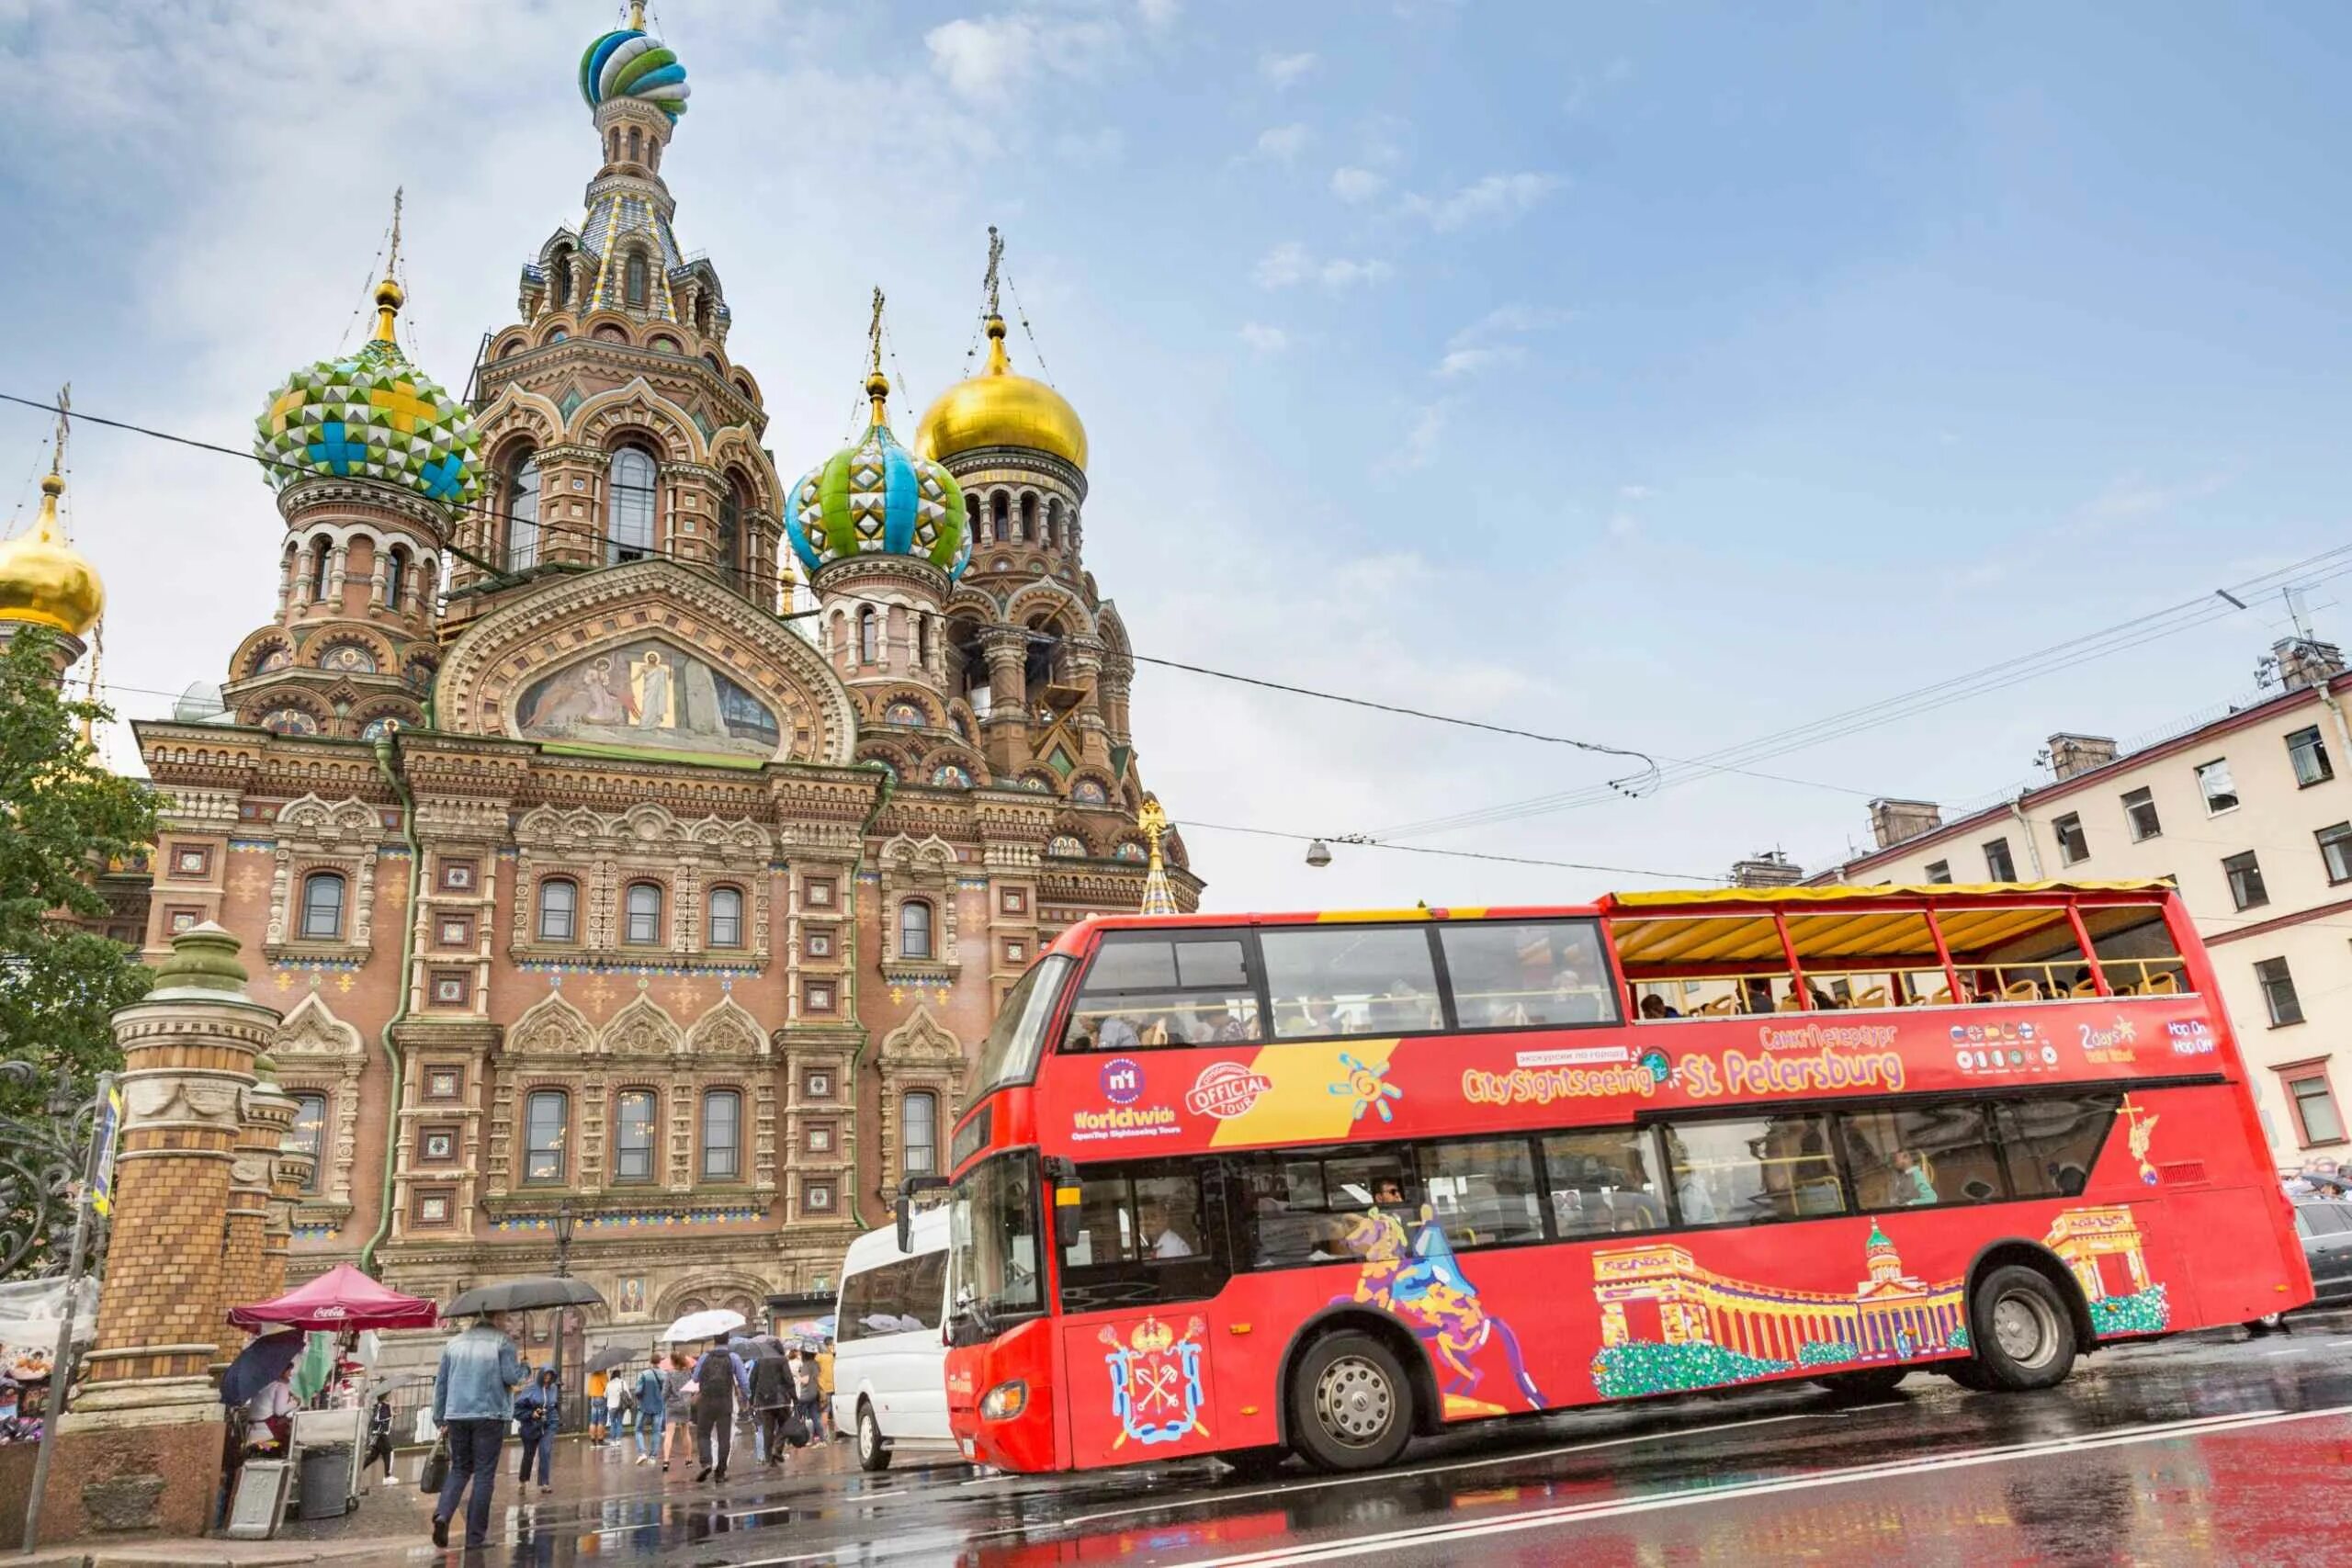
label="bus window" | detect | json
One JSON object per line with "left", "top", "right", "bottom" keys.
{"left": 1611, "top": 914, "right": 1786, "bottom": 1020}
{"left": 1784, "top": 909, "right": 1943, "bottom": 1008}
{"left": 1237, "top": 1148, "right": 1411, "bottom": 1269}
{"left": 1994, "top": 1094, "right": 2120, "bottom": 1197}
{"left": 1059, "top": 1168, "right": 1207, "bottom": 1265}
{"left": 970, "top": 954, "right": 1074, "bottom": 1098}
{"left": 1414, "top": 1138, "right": 1544, "bottom": 1247}
{"left": 1839, "top": 1104, "right": 2006, "bottom": 1209}
{"left": 1944, "top": 907, "right": 2092, "bottom": 1002}
{"left": 1261, "top": 925, "right": 1442, "bottom": 1039}
{"left": 1665, "top": 1114, "right": 1841, "bottom": 1224}
{"left": 1439, "top": 919, "right": 1619, "bottom": 1028}
{"left": 1063, "top": 931, "right": 1261, "bottom": 1051}
{"left": 1542, "top": 1127, "right": 1668, "bottom": 1237}
{"left": 2080, "top": 903, "right": 2188, "bottom": 995}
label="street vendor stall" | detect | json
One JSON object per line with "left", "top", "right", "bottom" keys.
{"left": 223, "top": 1267, "right": 435, "bottom": 1536}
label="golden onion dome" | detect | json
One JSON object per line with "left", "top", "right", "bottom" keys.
{"left": 914, "top": 315, "right": 1088, "bottom": 471}
{"left": 0, "top": 472, "right": 104, "bottom": 637}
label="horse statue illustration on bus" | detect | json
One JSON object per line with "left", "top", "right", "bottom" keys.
{"left": 1338, "top": 1202, "right": 1544, "bottom": 1417}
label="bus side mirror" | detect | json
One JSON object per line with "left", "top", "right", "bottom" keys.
{"left": 894, "top": 1196, "right": 913, "bottom": 1257}
{"left": 1053, "top": 1181, "right": 1081, "bottom": 1250}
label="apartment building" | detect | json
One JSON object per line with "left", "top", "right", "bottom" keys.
{"left": 1804, "top": 637, "right": 2352, "bottom": 1171}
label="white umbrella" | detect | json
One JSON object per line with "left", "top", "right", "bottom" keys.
{"left": 662, "top": 1308, "right": 746, "bottom": 1345}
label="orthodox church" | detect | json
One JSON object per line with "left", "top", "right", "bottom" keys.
{"left": 20, "top": 6, "right": 1200, "bottom": 1329}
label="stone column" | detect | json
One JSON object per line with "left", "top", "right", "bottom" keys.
{"left": 978, "top": 626, "right": 1031, "bottom": 775}
{"left": 45, "top": 923, "right": 279, "bottom": 1544}
{"left": 231, "top": 1054, "right": 303, "bottom": 1309}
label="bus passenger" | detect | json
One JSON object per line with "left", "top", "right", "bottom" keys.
{"left": 1638, "top": 994, "right": 1681, "bottom": 1021}
{"left": 1095, "top": 1011, "right": 1141, "bottom": 1049}
{"left": 1139, "top": 1199, "right": 1193, "bottom": 1258}
{"left": 1894, "top": 1148, "right": 1938, "bottom": 1206}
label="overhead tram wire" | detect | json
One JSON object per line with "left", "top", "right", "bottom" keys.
{"left": 1172, "top": 818, "right": 1724, "bottom": 885}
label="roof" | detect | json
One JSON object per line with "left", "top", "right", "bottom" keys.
{"left": 1608, "top": 881, "right": 2174, "bottom": 970}
{"left": 1608, "top": 879, "right": 2173, "bottom": 909}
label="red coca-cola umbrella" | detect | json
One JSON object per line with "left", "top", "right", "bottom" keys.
{"left": 227, "top": 1264, "right": 438, "bottom": 1332}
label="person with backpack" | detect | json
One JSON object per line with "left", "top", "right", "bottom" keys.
{"left": 607, "top": 1362, "right": 637, "bottom": 1450}
{"left": 787, "top": 1346, "right": 823, "bottom": 1451}
{"left": 630, "top": 1351, "right": 669, "bottom": 1468}
{"left": 685, "top": 1337, "right": 743, "bottom": 1483}
{"left": 748, "top": 1348, "right": 793, "bottom": 1468}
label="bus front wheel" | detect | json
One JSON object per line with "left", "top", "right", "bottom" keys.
{"left": 1290, "top": 1331, "right": 1413, "bottom": 1472}
{"left": 856, "top": 1401, "right": 893, "bottom": 1472}
{"left": 1969, "top": 1265, "right": 2078, "bottom": 1392}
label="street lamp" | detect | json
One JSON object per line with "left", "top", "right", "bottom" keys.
{"left": 550, "top": 1200, "right": 577, "bottom": 1423}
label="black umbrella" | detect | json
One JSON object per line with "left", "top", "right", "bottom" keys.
{"left": 221, "top": 1328, "right": 305, "bottom": 1409}
{"left": 586, "top": 1345, "right": 636, "bottom": 1373}
{"left": 444, "top": 1277, "right": 605, "bottom": 1316}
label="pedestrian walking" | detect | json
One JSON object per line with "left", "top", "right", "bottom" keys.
{"left": 608, "top": 1361, "right": 636, "bottom": 1450}
{"left": 365, "top": 1394, "right": 395, "bottom": 1482}
{"left": 749, "top": 1347, "right": 792, "bottom": 1467}
{"left": 587, "top": 1367, "right": 610, "bottom": 1443}
{"left": 659, "top": 1351, "right": 693, "bottom": 1472}
{"left": 428, "top": 1312, "right": 526, "bottom": 1551}
{"left": 514, "top": 1366, "right": 560, "bottom": 1495}
{"left": 787, "top": 1346, "right": 823, "bottom": 1450}
{"left": 631, "top": 1352, "right": 669, "bottom": 1468}
{"left": 686, "top": 1336, "right": 743, "bottom": 1483}
{"left": 815, "top": 1341, "right": 835, "bottom": 1440}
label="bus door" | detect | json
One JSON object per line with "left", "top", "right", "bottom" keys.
{"left": 1050, "top": 1161, "right": 1230, "bottom": 1465}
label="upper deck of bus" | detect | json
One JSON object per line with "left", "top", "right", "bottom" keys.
{"left": 952, "top": 880, "right": 2228, "bottom": 1172}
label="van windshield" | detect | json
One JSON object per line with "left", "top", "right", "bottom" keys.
{"left": 967, "top": 955, "right": 1074, "bottom": 1100}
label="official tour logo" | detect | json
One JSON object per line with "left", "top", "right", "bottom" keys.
{"left": 1185, "top": 1060, "right": 1272, "bottom": 1120}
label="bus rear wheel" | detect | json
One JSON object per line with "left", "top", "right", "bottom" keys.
{"left": 1969, "top": 1265, "right": 2077, "bottom": 1392}
{"left": 856, "top": 1401, "right": 892, "bottom": 1472}
{"left": 1290, "top": 1331, "right": 1413, "bottom": 1472}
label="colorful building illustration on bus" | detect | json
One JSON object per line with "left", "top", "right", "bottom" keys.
{"left": 1589, "top": 1206, "right": 2164, "bottom": 1398}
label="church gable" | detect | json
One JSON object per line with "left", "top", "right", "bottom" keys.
{"left": 436, "top": 559, "right": 857, "bottom": 765}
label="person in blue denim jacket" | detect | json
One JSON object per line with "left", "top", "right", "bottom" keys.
{"left": 429, "top": 1313, "right": 526, "bottom": 1551}
{"left": 514, "top": 1367, "right": 560, "bottom": 1494}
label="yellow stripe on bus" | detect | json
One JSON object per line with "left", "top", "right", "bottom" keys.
{"left": 1208, "top": 1038, "right": 1402, "bottom": 1146}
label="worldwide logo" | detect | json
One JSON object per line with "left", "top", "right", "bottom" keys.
{"left": 1101, "top": 1057, "right": 1145, "bottom": 1105}
{"left": 1185, "top": 1060, "right": 1273, "bottom": 1120}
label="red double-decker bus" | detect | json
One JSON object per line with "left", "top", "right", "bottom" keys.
{"left": 935, "top": 882, "right": 2308, "bottom": 1474}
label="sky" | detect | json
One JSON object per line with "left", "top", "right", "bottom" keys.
{"left": 6, "top": 1, "right": 2352, "bottom": 913}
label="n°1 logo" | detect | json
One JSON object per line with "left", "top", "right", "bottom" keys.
{"left": 1101, "top": 1057, "right": 1145, "bottom": 1105}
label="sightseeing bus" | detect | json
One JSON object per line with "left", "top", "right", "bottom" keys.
{"left": 935, "top": 882, "right": 2309, "bottom": 1474}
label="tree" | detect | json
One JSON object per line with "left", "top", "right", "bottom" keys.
{"left": 0, "top": 626, "right": 159, "bottom": 1113}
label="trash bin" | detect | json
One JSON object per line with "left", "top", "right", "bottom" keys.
{"left": 298, "top": 1443, "right": 353, "bottom": 1520}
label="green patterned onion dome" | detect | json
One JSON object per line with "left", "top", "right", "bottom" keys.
{"left": 580, "top": 26, "right": 690, "bottom": 121}
{"left": 253, "top": 281, "right": 483, "bottom": 506}
{"left": 786, "top": 375, "right": 970, "bottom": 581}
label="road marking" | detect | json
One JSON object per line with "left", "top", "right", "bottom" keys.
{"left": 2328, "top": 1339, "right": 2352, "bottom": 1348}
{"left": 1058, "top": 1410, "right": 1832, "bottom": 1529}
{"left": 1162, "top": 1404, "right": 2352, "bottom": 1568}
{"left": 2265, "top": 1348, "right": 2301, "bottom": 1356}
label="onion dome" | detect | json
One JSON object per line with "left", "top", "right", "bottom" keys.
{"left": 915, "top": 313, "right": 1088, "bottom": 470}
{"left": 786, "top": 373, "right": 971, "bottom": 581}
{"left": 253, "top": 276, "right": 483, "bottom": 507}
{"left": 0, "top": 469, "right": 103, "bottom": 637}
{"left": 580, "top": 12, "right": 690, "bottom": 122}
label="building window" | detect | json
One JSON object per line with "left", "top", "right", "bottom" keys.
{"left": 614, "top": 1089, "right": 657, "bottom": 1183}
{"left": 625, "top": 251, "right": 650, "bottom": 308}
{"left": 291, "top": 1092, "right": 327, "bottom": 1194}
{"left": 2224, "top": 851, "right": 2269, "bottom": 911}
{"left": 707, "top": 886, "right": 743, "bottom": 949}
{"left": 899, "top": 899, "right": 933, "bottom": 960}
{"left": 2052, "top": 813, "right": 2089, "bottom": 866}
{"left": 1983, "top": 837, "right": 2017, "bottom": 882}
{"left": 717, "top": 474, "right": 749, "bottom": 582}
{"left": 805, "top": 927, "right": 833, "bottom": 959}
{"left": 385, "top": 546, "right": 408, "bottom": 612}
{"left": 2290, "top": 726, "right": 2335, "bottom": 788}
{"left": 310, "top": 536, "right": 331, "bottom": 603}
{"left": 2196, "top": 758, "right": 2239, "bottom": 815}
{"left": 2120, "top": 786, "right": 2161, "bottom": 841}
{"left": 625, "top": 882, "right": 663, "bottom": 945}
{"left": 524, "top": 1090, "right": 569, "bottom": 1183}
{"left": 804, "top": 981, "right": 835, "bottom": 1014}
{"left": 507, "top": 455, "right": 541, "bottom": 570}
{"left": 2257, "top": 956, "right": 2303, "bottom": 1027}
{"left": 701, "top": 1089, "right": 741, "bottom": 1180}
{"left": 991, "top": 492, "right": 1009, "bottom": 543}
{"left": 1923, "top": 860, "right": 1951, "bottom": 885}
{"left": 2285, "top": 1066, "right": 2346, "bottom": 1145}
{"left": 608, "top": 447, "right": 658, "bottom": 563}
{"left": 902, "top": 1090, "right": 938, "bottom": 1177}
{"left": 299, "top": 871, "right": 346, "bottom": 940}
{"left": 537, "top": 878, "right": 578, "bottom": 943}
{"left": 2319, "top": 822, "right": 2352, "bottom": 884}
{"left": 858, "top": 607, "right": 880, "bottom": 665}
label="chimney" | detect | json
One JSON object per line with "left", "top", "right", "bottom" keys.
{"left": 1868, "top": 798, "right": 1942, "bottom": 851}
{"left": 2046, "top": 733, "right": 2120, "bottom": 782}
{"left": 2274, "top": 637, "right": 2346, "bottom": 693}
{"left": 1730, "top": 850, "right": 1804, "bottom": 888}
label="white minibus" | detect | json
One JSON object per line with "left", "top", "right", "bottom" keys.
{"left": 831, "top": 1206, "right": 952, "bottom": 1471}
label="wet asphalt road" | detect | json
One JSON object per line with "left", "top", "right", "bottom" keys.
{"left": 356, "top": 1309, "right": 2352, "bottom": 1567}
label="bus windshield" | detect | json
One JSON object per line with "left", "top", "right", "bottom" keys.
{"left": 968, "top": 956, "right": 1074, "bottom": 1101}
{"left": 946, "top": 1148, "right": 1043, "bottom": 1348}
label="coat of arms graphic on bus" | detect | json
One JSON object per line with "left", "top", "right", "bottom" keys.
{"left": 1100, "top": 1314, "right": 1210, "bottom": 1448}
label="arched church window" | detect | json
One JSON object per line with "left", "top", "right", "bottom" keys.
{"left": 507, "top": 454, "right": 541, "bottom": 571}
{"left": 551, "top": 253, "right": 572, "bottom": 309}
{"left": 717, "top": 472, "right": 749, "bottom": 585}
{"left": 537, "top": 877, "right": 576, "bottom": 942}
{"left": 607, "top": 128, "right": 620, "bottom": 164}
{"left": 707, "top": 886, "right": 743, "bottom": 949}
{"left": 648, "top": 139, "right": 661, "bottom": 172}
{"left": 1046, "top": 498, "right": 1063, "bottom": 547}
{"left": 300, "top": 871, "right": 345, "bottom": 940}
{"left": 628, "top": 126, "right": 642, "bottom": 164}
{"left": 991, "top": 492, "right": 1009, "bottom": 544}
{"left": 594, "top": 322, "right": 628, "bottom": 343}
{"left": 625, "top": 882, "right": 664, "bottom": 945}
{"left": 625, "top": 252, "right": 650, "bottom": 309}
{"left": 386, "top": 545, "right": 408, "bottom": 612}
{"left": 308, "top": 536, "right": 332, "bottom": 604}
{"left": 916, "top": 615, "right": 933, "bottom": 667}
{"left": 899, "top": 899, "right": 933, "bottom": 960}
{"left": 1019, "top": 493, "right": 1037, "bottom": 543}
{"left": 858, "top": 608, "right": 880, "bottom": 665}
{"left": 608, "top": 447, "right": 657, "bottom": 564}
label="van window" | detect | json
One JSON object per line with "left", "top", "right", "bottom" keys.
{"left": 839, "top": 1255, "right": 936, "bottom": 1341}
{"left": 1063, "top": 931, "right": 1261, "bottom": 1050}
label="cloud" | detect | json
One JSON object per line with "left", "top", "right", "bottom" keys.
{"left": 925, "top": 11, "right": 1123, "bottom": 101}
{"left": 1608, "top": 513, "right": 1641, "bottom": 539}
{"left": 1330, "top": 166, "right": 1385, "bottom": 203}
{"left": 1136, "top": 0, "right": 1181, "bottom": 33}
{"left": 1253, "top": 123, "right": 1311, "bottom": 164}
{"left": 2077, "top": 472, "right": 2230, "bottom": 523}
{"left": 1435, "top": 344, "right": 1524, "bottom": 378}
{"left": 1618, "top": 483, "right": 1654, "bottom": 501}
{"left": 1379, "top": 401, "right": 1452, "bottom": 473}
{"left": 1253, "top": 242, "right": 1392, "bottom": 289}
{"left": 1261, "top": 51, "right": 1318, "bottom": 86}
{"left": 1238, "top": 321, "right": 1290, "bottom": 353}
{"left": 1565, "top": 55, "right": 1634, "bottom": 115}
{"left": 1448, "top": 303, "right": 1576, "bottom": 345}
{"left": 1400, "top": 172, "right": 1561, "bottom": 231}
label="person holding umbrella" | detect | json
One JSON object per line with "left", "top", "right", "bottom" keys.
{"left": 428, "top": 1311, "right": 526, "bottom": 1551}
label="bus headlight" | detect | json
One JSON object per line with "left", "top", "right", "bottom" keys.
{"left": 979, "top": 1379, "right": 1028, "bottom": 1421}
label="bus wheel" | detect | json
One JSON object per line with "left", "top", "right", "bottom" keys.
{"left": 1971, "top": 1265, "right": 2077, "bottom": 1392}
{"left": 1292, "top": 1331, "right": 1413, "bottom": 1472}
{"left": 1815, "top": 1368, "right": 1907, "bottom": 1399}
{"left": 1217, "top": 1444, "right": 1291, "bottom": 1480}
{"left": 856, "top": 1402, "right": 893, "bottom": 1472}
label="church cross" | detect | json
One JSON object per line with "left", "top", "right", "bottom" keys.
{"left": 867, "top": 286, "right": 886, "bottom": 377}
{"left": 984, "top": 225, "right": 1003, "bottom": 317}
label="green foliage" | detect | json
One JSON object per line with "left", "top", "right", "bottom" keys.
{"left": 2087, "top": 1285, "right": 2170, "bottom": 1337}
{"left": 1590, "top": 1339, "right": 1792, "bottom": 1398}
{"left": 0, "top": 627, "right": 159, "bottom": 1110}
{"left": 1798, "top": 1339, "right": 1860, "bottom": 1367}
